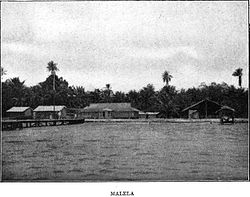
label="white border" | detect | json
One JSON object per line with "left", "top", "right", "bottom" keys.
{"left": 0, "top": 182, "right": 250, "bottom": 197}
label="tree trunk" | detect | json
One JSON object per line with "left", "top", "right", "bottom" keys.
{"left": 239, "top": 76, "right": 242, "bottom": 87}
{"left": 53, "top": 73, "right": 55, "bottom": 91}
{"left": 53, "top": 73, "right": 55, "bottom": 118}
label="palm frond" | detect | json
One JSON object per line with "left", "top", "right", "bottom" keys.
{"left": 232, "top": 68, "right": 243, "bottom": 76}
{"left": 47, "top": 61, "right": 59, "bottom": 72}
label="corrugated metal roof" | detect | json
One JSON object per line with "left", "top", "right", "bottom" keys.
{"left": 82, "top": 103, "right": 139, "bottom": 112}
{"left": 34, "top": 106, "right": 66, "bottom": 112}
{"left": 7, "top": 107, "right": 31, "bottom": 113}
{"left": 146, "top": 112, "right": 159, "bottom": 115}
{"left": 103, "top": 108, "right": 113, "bottom": 111}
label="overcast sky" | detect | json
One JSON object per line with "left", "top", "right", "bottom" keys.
{"left": 1, "top": 1, "right": 248, "bottom": 92}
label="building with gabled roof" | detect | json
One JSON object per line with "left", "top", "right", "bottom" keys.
{"left": 81, "top": 103, "right": 139, "bottom": 119}
{"left": 181, "top": 98, "right": 222, "bottom": 119}
{"left": 33, "top": 105, "right": 66, "bottom": 119}
{"left": 6, "top": 107, "right": 33, "bottom": 119}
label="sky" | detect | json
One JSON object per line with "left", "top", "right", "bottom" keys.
{"left": 1, "top": 1, "right": 248, "bottom": 92}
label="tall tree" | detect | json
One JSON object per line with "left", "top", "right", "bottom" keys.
{"left": 127, "top": 90, "right": 140, "bottom": 108}
{"left": 139, "top": 84, "right": 157, "bottom": 111}
{"left": 102, "top": 84, "right": 113, "bottom": 102}
{"left": 46, "top": 61, "right": 59, "bottom": 118}
{"left": 47, "top": 61, "right": 59, "bottom": 90}
{"left": 113, "top": 91, "right": 127, "bottom": 103}
{"left": 106, "top": 84, "right": 110, "bottom": 90}
{"left": 88, "top": 89, "right": 102, "bottom": 103}
{"left": 232, "top": 68, "right": 243, "bottom": 88}
{"left": 162, "top": 71, "right": 173, "bottom": 86}
{"left": 3, "top": 77, "right": 28, "bottom": 107}
{"left": 1, "top": 67, "right": 7, "bottom": 77}
{"left": 157, "top": 85, "right": 178, "bottom": 118}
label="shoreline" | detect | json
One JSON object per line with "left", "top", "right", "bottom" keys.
{"left": 85, "top": 118, "right": 248, "bottom": 123}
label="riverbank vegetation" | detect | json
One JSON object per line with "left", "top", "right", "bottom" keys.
{"left": 1, "top": 65, "right": 248, "bottom": 118}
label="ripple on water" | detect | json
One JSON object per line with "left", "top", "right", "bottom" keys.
{"left": 198, "top": 152, "right": 211, "bottom": 156}
{"left": 36, "top": 139, "right": 52, "bottom": 143}
{"left": 54, "top": 170, "right": 64, "bottom": 174}
{"left": 136, "top": 152, "right": 155, "bottom": 156}
{"left": 99, "top": 159, "right": 112, "bottom": 166}
{"left": 70, "top": 168, "right": 83, "bottom": 173}
{"left": 112, "top": 153, "right": 121, "bottom": 156}
{"left": 2, "top": 122, "right": 248, "bottom": 181}
{"left": 5, "top": 140, "right": 26, "bottom": 144}
{"left": 83, "top": 139, "right": 100, "bottom": 143}
{"left": 99, "top": 169, "right": 113, "bottom": 174}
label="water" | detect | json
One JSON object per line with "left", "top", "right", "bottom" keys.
{"left": 2, "top": 122, "right": 248, "bottom": 181}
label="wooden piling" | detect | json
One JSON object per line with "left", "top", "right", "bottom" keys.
{"left": 2, "top": 119, "right": 85, "bottom": 131}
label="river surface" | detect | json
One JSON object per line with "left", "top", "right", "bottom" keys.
{"left": 2, "top": 122, "right": 248, "bottom": 181}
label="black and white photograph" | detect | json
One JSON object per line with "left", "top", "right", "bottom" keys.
{"left": 1, "top": 0, "right": 248, "bottom": 189}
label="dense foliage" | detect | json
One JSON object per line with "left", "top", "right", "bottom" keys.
{"left": 1, "top": 75, "right": 248, "bottom": 118}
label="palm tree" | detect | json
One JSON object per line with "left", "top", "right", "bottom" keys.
{"left": 106, "top": 84, "right": 110, "bottom": 90}
{"left": 46, "top": 61, "right": 59, "bottom": 118}
{"left": 8, "top": 77, "right": 25, "bottom": 88}
{"left": 232, "top": 68, "right": 243, "bottom": 88}
{"left": 7, "top": 77, "right": 26, "bottom": 106}
{"left": 104, "top": 84, "right": 113, "bottom": 102}
{"left": 47, "top": 61, "right": 59, "bottom": 90}
{"left": 162, "top": 71, "right": 173, "bottom": 86}
{"left": 1, "top": 67, "right": 6, "bottom": 77}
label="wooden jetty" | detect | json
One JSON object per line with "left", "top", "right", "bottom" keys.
{"left": 2, "top": 119, "right": 85, "bottom": 131}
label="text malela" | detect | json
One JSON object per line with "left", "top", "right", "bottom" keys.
{"left": 111, "top": 191, "right": 134, "bottom": 196}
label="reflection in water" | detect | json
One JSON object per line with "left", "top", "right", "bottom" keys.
{"left": 2, "top": 122, "right": 248, "bottom": 181}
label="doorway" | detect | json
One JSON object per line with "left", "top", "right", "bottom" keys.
{"left": 103, "top": 110, "right": 112, "bottom": 119}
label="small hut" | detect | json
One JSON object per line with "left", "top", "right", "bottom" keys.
{"left": 182, "top": 99, "right": 222, "bottom": 119}
{"left": 33, "top": 106, "right": 67, "bottom": 119}
{"left": 6, "top": 107, "right": 33, "bottom": 119}
{"left": 216, "top": 106, "right": 235, "bottom": 124}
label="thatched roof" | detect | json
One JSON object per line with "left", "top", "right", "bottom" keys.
{"left": 216, "top": 106, "right": 235, "bottom": 113}
{"left": 182, "top": 99, "right": 221, "bottom": 112}
{"left": 82, "top": 103, "right": 139, "bottom": 112}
